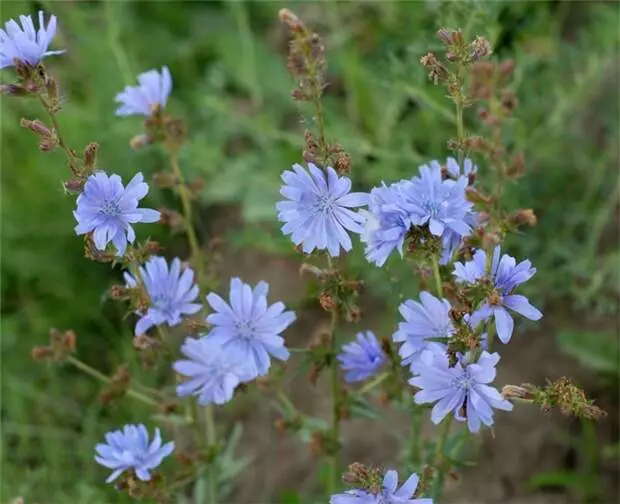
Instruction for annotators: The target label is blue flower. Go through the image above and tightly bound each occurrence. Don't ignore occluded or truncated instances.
[206,278,296,378]
[392,292,453,368]
[445,156,477,180]
[124,256,201,335]
[330,470,432,504]
[337,331,387,383]
[360,182,411,267]
[439,211,480,265]
[74,172,160,256]
[453,246,543,343]
[410,349,513,433]
[0,11,64,69]
[173,335,254,405]
[401,161,473,237]
[95,424,174,483]
[276,163,369,256]
[115,66,172,116]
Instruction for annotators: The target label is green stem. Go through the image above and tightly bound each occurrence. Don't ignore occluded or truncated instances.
[408,406,423,468]
[204,404,217,504]
[356,371,389,395]
[36,93,76,163]
[431,256,443,298]
[326,257,340,495]
[431,417,452,499]
[277,389,298,417]
[169,149,203,278]
[65,355,158,406]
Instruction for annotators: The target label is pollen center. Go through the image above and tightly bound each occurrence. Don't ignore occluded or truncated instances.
[313,194,336,215]
[100,200,121,217]
[235,321,255,339]
[452,371,474,390]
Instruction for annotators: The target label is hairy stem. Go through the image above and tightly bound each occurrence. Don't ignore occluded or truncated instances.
[36,93,77,163]
[65,355,158,406]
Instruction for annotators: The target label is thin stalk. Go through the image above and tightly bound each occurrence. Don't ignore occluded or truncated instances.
[408,406,423,467]
[326,256,340,495]
[36,93,77,162]
[65,355,158,406]
[431,416,452,499]
[169,149,202,276]
[204,404,217,504]
[455,63,465,169]
[356,371,389,395]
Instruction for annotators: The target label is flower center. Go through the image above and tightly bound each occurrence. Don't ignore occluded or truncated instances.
[100,200,121,217]
[313,194,335,215]
[235,321,255,339]
[151,293,173,315]
[451,371,474,390]
[423,198,446,217]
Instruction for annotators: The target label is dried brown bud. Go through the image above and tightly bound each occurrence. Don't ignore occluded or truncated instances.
[130,134,153,151]
[465,187,493,205]
[507,151,526,179]
[500,89,518,112]
[436,28,454,46]
[309,431,326,456]
[182,318,209,334]
[302,149,316,163]
[133,334,159,350]
[20,118,51,137]
[31,346,54,361]
[152,171,177,189]
[158,208,185,230]
[83,142,98,172]
[109,285,130,300]
[345,305,362,323]
[420,52,447,84]
[64,178,85,193]
[163,117,187,147]
[507,208,537,228]
[278,8,305,33]
[464,135,488,153]
[319,291,337,312]
[471,36,493,60]
[334,152,352,175]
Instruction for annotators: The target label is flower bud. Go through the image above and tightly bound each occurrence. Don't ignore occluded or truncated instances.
[507,208,537,228]
[470,36,493,60]
[334,152,352,175]
[278,8,305,33]
[130,134,153,151]
[0,84,29,96]
[83,142,98,172]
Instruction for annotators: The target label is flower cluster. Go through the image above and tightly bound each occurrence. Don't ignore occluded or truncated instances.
[361,158,477,266]
[6,8,572,503]
[331,469,432,504]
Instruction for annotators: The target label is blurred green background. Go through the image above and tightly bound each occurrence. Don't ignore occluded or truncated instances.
[1,1,618,503]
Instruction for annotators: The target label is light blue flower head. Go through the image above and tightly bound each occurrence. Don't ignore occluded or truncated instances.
[95,424,174,483]
[124,256,202,335]
[115,66,172,116]
[74,172,160,256]
[206,278,296,379]
[276,163,369,257]
[0,11,64,69]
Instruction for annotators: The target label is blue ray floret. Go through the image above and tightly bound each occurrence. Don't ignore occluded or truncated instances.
[174,335,254,405]
[392,291,453,368]
[276,163,369,257]
[74,172,160,256]
[95,424,174,483]
[0,11,64,69]
[115,66,172,116]
[453,246,543,343]
[124,256,202,335]
[410,348,513,432]
[360,181,411,267]
[337,331,387,383]
[205,278,296,379]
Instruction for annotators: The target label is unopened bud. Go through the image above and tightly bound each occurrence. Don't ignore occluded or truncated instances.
[334,152,351,175]
[507,151,526,179]
[0,84,29,96]
[109,285,130,300]
[471,36,493,60]
[278,8,305,32]
[83,142,98,172]
[507,208,537,228]
[130,134,153,151]
[302,149,316,163]
[319,291,337,312]
[20,118,51,137]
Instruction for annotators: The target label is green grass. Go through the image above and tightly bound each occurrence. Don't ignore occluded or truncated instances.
[1,1,618,502]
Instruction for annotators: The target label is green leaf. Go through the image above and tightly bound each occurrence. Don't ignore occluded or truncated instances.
[556,330,619,374]
[349,395,381,420]
[528,470,592,490]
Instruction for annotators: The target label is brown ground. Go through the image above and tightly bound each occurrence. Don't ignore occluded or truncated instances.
[204,238,619,504]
